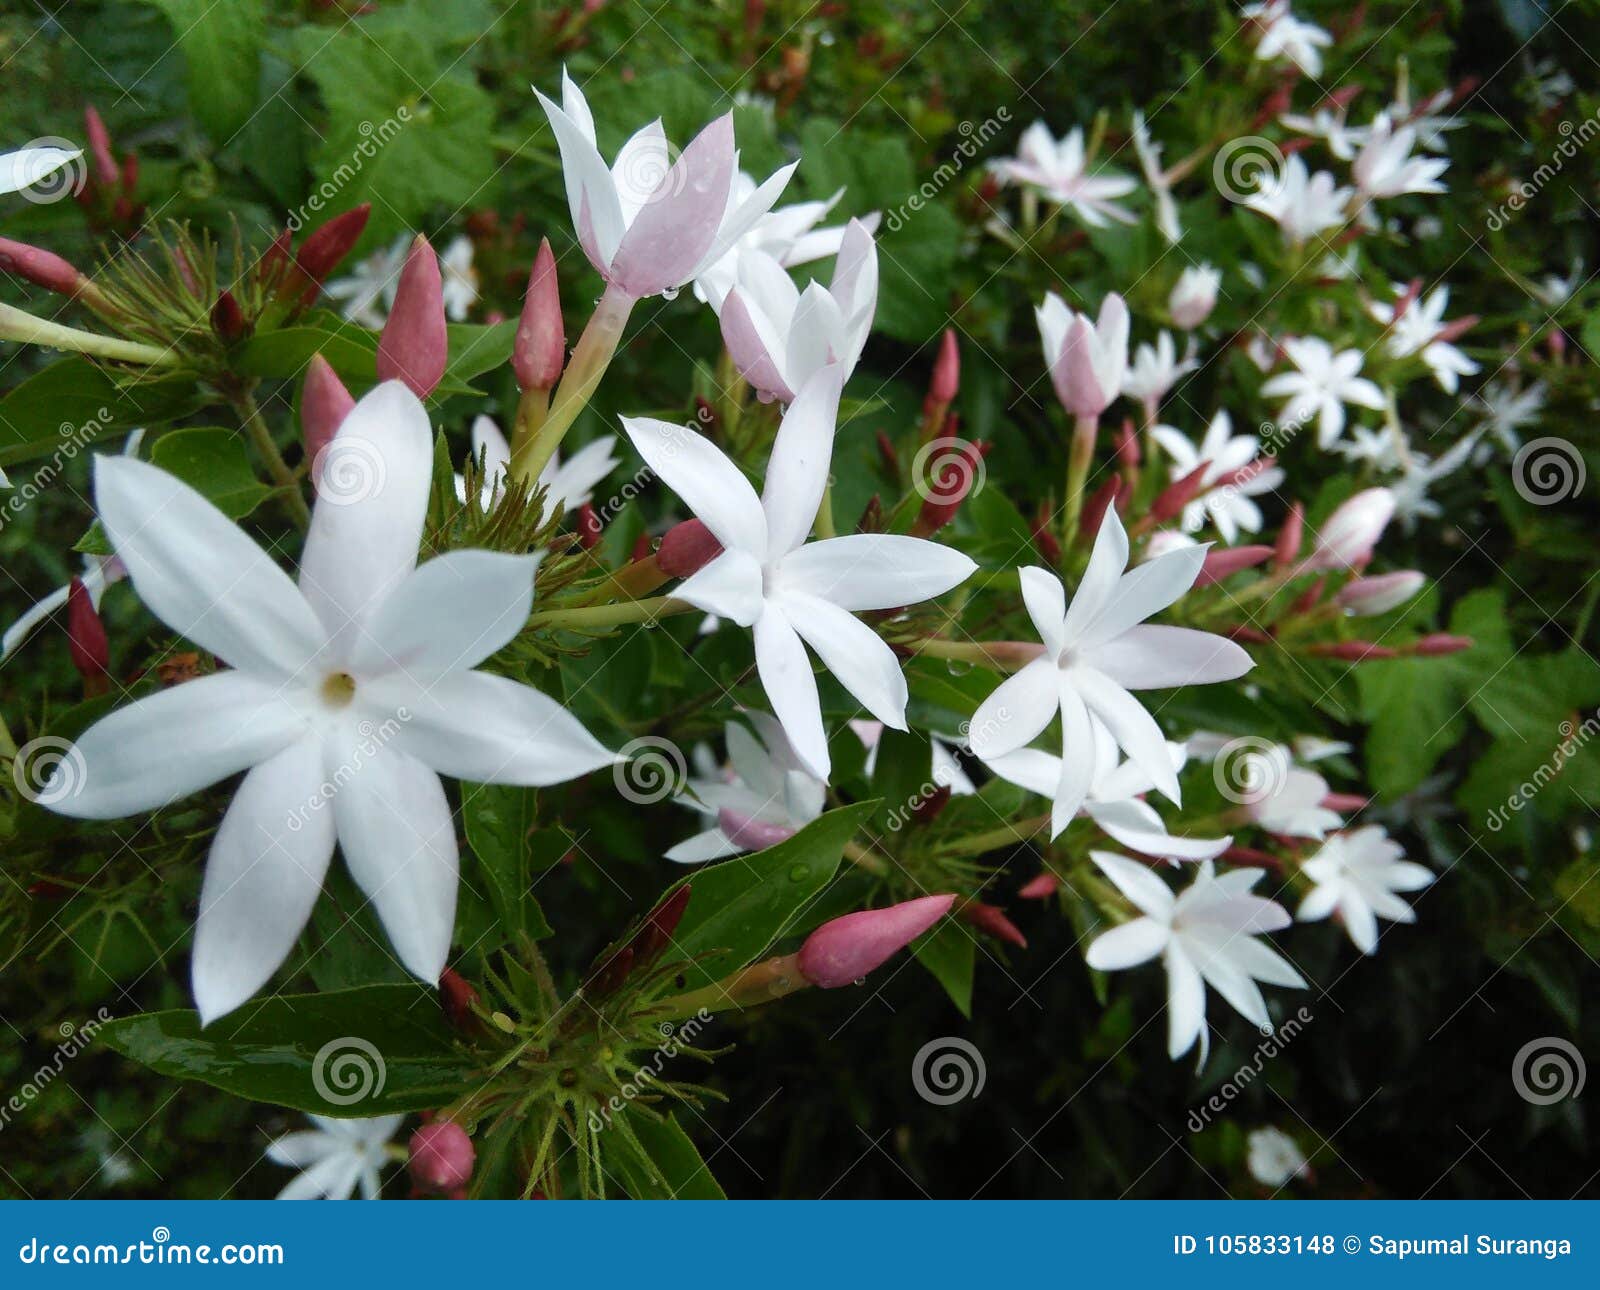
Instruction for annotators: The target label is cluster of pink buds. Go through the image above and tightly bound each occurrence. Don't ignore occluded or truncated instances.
[75,105,143,233]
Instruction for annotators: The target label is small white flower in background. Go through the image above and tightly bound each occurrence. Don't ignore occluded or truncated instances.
[324,236,409,328]
[439,235,478,321]
[717,217,878,403]
[1298,825,1433,953]
[1292,735,1351,763]
[1150,411,1285,544]
[537,68,795,300]
[455,414,619,513]
[623,367,975,779]
[692,173,872,308]
[990,121,1138,227]
[987,715,1231,855]
[1242,155,1352,244]
[1247,1127,1310,1187]
[1388,83,1462,153]
[967,509,1252,832]
[1388,434,1478,529]
[0,144,81,196]
[1085,853,1303,1063]
[1531,259,1582,308]
[1280,106,1368,161]
[667,714,824,863]
[1243,1,1332,76]
[1261,337,1385,448]
[1186,735,1344,839]
[852,719,976,796]
[1131,111,1181,243]
[1469,379,1546,454]
[266,1115,403,1200]
[1168,265,1221,330]
[46,382,617,1023]
[1121,331,1197,409]
[1142,529,1200,560]
[1334,424,1405,470]
[1352,112,1449,199]
[1368,283,1479,393]
[1038,291,1130,419]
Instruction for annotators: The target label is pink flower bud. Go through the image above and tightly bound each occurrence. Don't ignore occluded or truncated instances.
[211,290,248,343]
[1149,463,1209,524]
[376,235,448,398]
[927,328,960,405]
[84,105,117,189]
[1055,316,1115,418]
[717,807,795,851]
[1168,265,1220,330]
[438,967,481,1032]
[1305,488,1395,572]
[1274,502,1304,567]
[1335,570,1424,616]
[513,238,564,391]
[1321,792,1368,812]
[798,894,956,988]
[295,204,372,284]
[0,237,89,297]
[961,900,1028,947]
[67,577,110,688]
[656,518,723,578]
[1195,544,1274,587]
[301,354,356,475]
[409,1121,475,1193]
[913,437,989,535]
[1412,633,1473,656]
[575,502,602,549]
[1018,871,1059,900]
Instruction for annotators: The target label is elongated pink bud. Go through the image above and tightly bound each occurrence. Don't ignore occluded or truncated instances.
[1195,544,1273,587]
[1149,462,1208,524]
[295,204,372,284]
[1274,502,1304,567]
[0,237,89,298]
[717,808,795,851]
[1018,871,1059,900]
[409,1121,475,1192]
[656,518,722,577]
[1335,570,1424,615]
[514,238,564,391]
[798,894,956,988]
[961,901,1027,947]
[67,577,110,693]
[1321,792,1368,811]
[1412,633,1473,656]
[84,105,117,188]
[301,353,355,472]
[377,235,448,398]
[1305,488,1395,572]
[928,328,959,404]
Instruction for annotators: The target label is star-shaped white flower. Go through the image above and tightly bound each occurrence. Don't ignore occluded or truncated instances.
[47,382,616,1022]
[1470,379,1546,453]
[1086,852,1304,1062]
[1243,1,1332,76]
[1297,825,1433,953]
[966,508,1253,825]
[455,414,618,512]
[1243,155,1352,243]
[1352,112,1449,199]
[623,367,975,778]
[265,1115,403,1200]
[1150,411,1285,543]
[1121,331,1197,407]
[1368,283,1479,393]
[324,236,409,328]
[1247,1127,1310,1187]
[1262,337,1384,448]
[1280,106,1368,161]
[991,122,1138,227]
[1,144,80,197]
[668,713,824,863]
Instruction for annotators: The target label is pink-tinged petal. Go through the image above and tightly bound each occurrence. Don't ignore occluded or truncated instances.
[299,381,434,656]
[1164,944,1207,1060]
[798,894,955,987]
[375,235,447,398]
[192,737,336,1025]
[1052,683,1097,836]
[93,456,323,681]
[1085,624,1254,690]
[967,657,1059,760]
[762,366,844,557]
[1088,797,1231,861]
[609,119,672,221]
[1018,566,1068,657]
[621,415,765,555]
[46,672,306,820]
[1091,850,1177,920]
[780,592,907,730]
[1080,542,1206,649]
[778,533,975,611]
[535,85,625,273]
[1073,668,1180,805]
[609,114,735,297]
[374,670,615,786]
[1085,917,1168,971]
[672,548,764,625]
[784,282,846,390]
[350,551,537,679]
[717,807,796,851]
[719,287,795,403]
[331,741,458,983]
[754,606,828,778]
[1060,507,1129,643]
[701,161,799,270]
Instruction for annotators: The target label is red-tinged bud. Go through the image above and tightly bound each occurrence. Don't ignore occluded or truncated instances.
[1195,544,1273,587]
[376,235,448,398]
[1226,625,1273,644]
[1412,633,1473,656]
[302,354,355,476]
[657,518,722,578]
[575,502,602,549]
[1079,477,1121,541]
[856,494,884,534]
[977,172,1001,203]
[409,1122,475,1193]
[1018,871,1059,900]
[1336,570,1424,616]
[1305,488,1395,573]
[927,328,959,405]
[295,204,372,286]
[258,228,293,289]
[172,246,202,297]
[630,532,654,563]
[1115,418,1140,469]
[119,152,139,195]
[210,290,247,343]
[0,237,90,298]
[28,881,71,900]
[631,885,692,964]
[1321,792,1368,812]
[1391,277,1423,323]
[1149,462,1208,524]
[84,105,117,188]
[1311,641,1398,661]
[586,945,635,998]
[961,901,1027,948]
[1032,501,1062,564]
[1220,845,1281,869]
[910,784,951,824]
[67,578,110,693]
[913,437,988,535]
[1435,314,1479,346]
[513,238,565,391]
[1275,503,1304,567]
[438,966,481,1031]
[1289,577,1326,615]
[717,807,795,851]
[875,430,900,480]
[797,894,956,988]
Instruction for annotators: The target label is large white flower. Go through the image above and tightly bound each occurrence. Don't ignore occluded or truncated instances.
[536,68,795,300]
[1352,113,1449,199]
[1298,825,1433,953]
[623,367,975,778]
[1086,852,1304,1062]
[265,1115,402,1200]
[455,414,618,512]
[1243,155,1352,243]
[1261,337,1384,448]
[990,122,1138,227]
[47,382,616,1022]
[1150,411,1284,543]
[966,509,1253,826]
[1368,283,1479,394]
[1,144,80,197]
[667,713,824,863]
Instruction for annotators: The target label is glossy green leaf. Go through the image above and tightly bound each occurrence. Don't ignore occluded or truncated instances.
[148,427,273,518]
[607,1110,725,1199]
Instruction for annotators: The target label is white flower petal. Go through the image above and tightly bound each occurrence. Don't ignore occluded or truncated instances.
[665,828,744,864]
[1090,849,1176,920]
[1081,542,1206,649]
[753,606,828,778]
[781,592,907,730]
[778,534,975,610]
[1086,917,1169,970]
[761,366,843,557]
[1074,668,1180,805]
[1165,943,1207,1060]
[621,416,765,555]
[966,656,1059,759]
[1061,508,1129,643]
[1019,566,1068,657]
[672,548,764,626]
[1085,624,1254,690]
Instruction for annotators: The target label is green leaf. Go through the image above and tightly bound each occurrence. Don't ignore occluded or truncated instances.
[232,324,378,385]
[607,1110,725,1199]
[0,361,203,465]
[665,802,877,990]
[99,985,475,1115]
[911,917,975,1017]
[147,0,263,141]
[461,783,553,942]
[148,427,273,518]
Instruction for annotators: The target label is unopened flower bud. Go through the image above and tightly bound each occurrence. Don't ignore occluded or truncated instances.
[1079,477,1122,540]
[84,105,117,189]
[575,502,602,549]
[657,518,723,578]
[1335,570,1424,616]
[1304,488,1395,572]
[914,437,989,536]
[717,807,795,851]
[211,290,248,343]
[376,234,448,398]
[0,237,90,298]
[1032,501,1062,564]
[438,966,481,1032]
[927,328,959,405]
[1149,463,1208,524]
[1195,544,1274,587]
[797,894,956,988]
[1412,633,1473,656]
[1274,502,1304,567]
[1168,264,1220,330]
[295,204,372,285]
[1018,871,1059,900]
[67,577,110,693]
[960,900,1028,948]
[409,1121,475,1193]
[630,885,691,964]
[513,238,565,391]
[1321,792,1369,812]
[301,354,356,478]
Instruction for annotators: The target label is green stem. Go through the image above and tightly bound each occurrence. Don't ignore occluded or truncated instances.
[944,812,1052,858]
[230,388,311,528]
[1062,412,1098,546]
[0,302,178,367]
[911,637,1045,672]
[528,595,689,632]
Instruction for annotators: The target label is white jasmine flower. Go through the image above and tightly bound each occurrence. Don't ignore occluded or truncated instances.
[1247,1127,1310,1186]
[1243,155,1352,243]
[990,122,1139,227]
[1243,1,1332,76]
[455,414,618,513]
[1261,337,1385,448]
[1388,432,1478,529]
[439,235,478,321]
[1168,265,1222,330]
[668,714,824,862]
[1297,825,1433,953]
[324,236,409,328]
[1352,112,1449,199]
[265,1115,403,1200]
[1131,110,1181,243]
[1280,107,1368,161]
[1368,283,1479,393]
[1470,379,1546,453]
[1150,411,1285,543]
[1122,332,1198,408]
